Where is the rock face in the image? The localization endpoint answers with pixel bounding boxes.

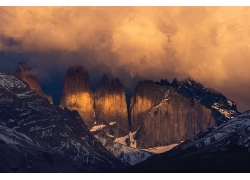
[14,61,53,104]
[0,69,125,172]
[122,111,250,173]
[157,78,240,125]
[130,80,216,149]
[60,66,95,126]
[94,75,129,137]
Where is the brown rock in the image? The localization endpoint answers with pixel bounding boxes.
[94,75,129,137]
[130,80,216,149]
[60,66,95,125]
[14,62,53,104]
[129,80,165,132]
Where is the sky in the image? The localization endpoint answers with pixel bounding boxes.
[0,6,250,112]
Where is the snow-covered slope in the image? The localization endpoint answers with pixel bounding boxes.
[0,69,125,172]
[173,110,250,152]
[95,130,178,165]
[95,135,154,165]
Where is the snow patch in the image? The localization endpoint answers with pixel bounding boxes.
[227,100,233,107]
[212,102,236,119]
[0,71,27,91]
[114,135,129,146]
[109,122,116,126]
[90,125,106,132]
[142,144,179,154]
[95,135,154,165]
[106,133,114,138]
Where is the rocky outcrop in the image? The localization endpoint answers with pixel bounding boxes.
[14,61,53,104]
[130,80,216,149]
[157,78,240,125]
[60,66,95,126]
[94,75,129,137]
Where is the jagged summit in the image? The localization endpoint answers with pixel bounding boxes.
[155,77,239,125]
[129,79,216,148]
[14,61,53,104]
[95,75,124,93]
[155,79,170,86]
[94,74,129,137]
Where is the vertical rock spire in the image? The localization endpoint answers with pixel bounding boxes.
[60,66,95,125]
[94,75,129,137]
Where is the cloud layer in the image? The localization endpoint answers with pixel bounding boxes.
[0,7,250,111]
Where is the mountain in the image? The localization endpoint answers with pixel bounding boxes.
[156,78,240,125]
[60,66,95,126]
[129,80,216,149]
[121,111,250,172]
[14,61,53,104]
[94,75,129,138]
[0,69,125,172]
[58,66,240,165]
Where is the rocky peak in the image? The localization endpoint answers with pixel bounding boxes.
[155,79,170,86]
[94,75,129,137]
[101,74,109,82]
[111,78,122,86]
[130,80,216,149]
[14,61,53,104]
[60,65,95,126]
[155,78,240,125]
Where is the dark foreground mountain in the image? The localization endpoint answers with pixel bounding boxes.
[121,111,250,172]
[0,69,125,172]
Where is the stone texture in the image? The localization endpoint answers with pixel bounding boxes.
[129,80,167,132]
[60,66,95,126]
[136,90,215,149]
[130,80,216,149]
[157,78,240,125]
[94,75,129,137]
[14,61,53,104]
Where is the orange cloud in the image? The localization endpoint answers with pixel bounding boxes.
[0,7,250,111]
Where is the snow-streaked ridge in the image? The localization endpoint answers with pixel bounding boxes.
[176,110,250,152]
[95,135,153,165]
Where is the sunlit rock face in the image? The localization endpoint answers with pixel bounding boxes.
[60,66,95,126]
[130,80,216,149]
[129,80,164,132]
[14,61,53,104]
[94,75,129,137]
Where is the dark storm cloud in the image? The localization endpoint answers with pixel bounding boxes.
[0,7,249,111]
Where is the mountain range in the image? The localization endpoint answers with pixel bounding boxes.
[0,61,248,172]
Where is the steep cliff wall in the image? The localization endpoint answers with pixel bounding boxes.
[60,66,95,126]
[130,80,216,149]
[94,75,129,137]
